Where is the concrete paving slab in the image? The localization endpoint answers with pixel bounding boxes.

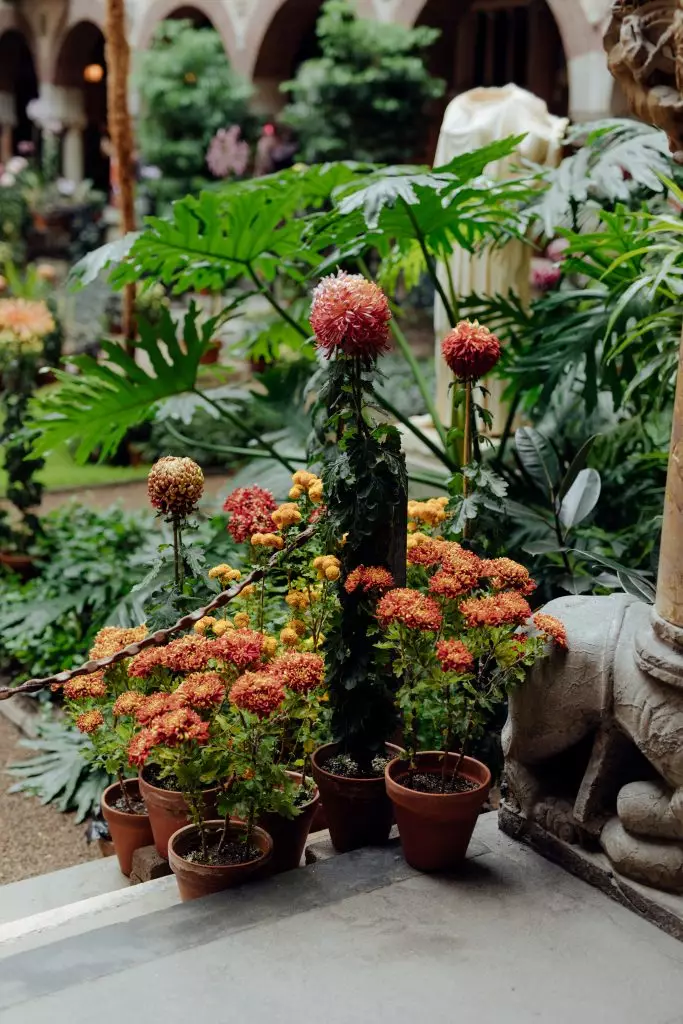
[0,856,129,926]
[1,814,682,1023]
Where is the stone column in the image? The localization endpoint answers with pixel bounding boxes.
[567,49,615,121]
[62,120,86,183]
[655,333,683,628]
[0,91,17,164]
[27,84,86,181]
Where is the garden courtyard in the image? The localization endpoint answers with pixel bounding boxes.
[1,0,683,1016]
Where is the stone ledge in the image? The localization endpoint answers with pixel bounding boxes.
[499,802,683,943]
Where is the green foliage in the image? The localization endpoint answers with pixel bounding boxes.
[281,0,444,164]
[7,718,110,823]
[135,19,254,205]
[0,504,150,680]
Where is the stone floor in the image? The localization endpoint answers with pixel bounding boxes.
[2,814,682,1023]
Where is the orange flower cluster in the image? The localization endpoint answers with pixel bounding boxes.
[159,635,214,673]
[0,297,55,346]
[127,708,210,766]
[272,502,302,530]
[436,639,474,674]
[533,613,568,650]
[176,672,226,709]
[213,629,265,670]
[407,538,447,567]
[441,319,501,382]
[90,625,147,659]
[76,709,104,734]
[313,554,341,581]
[230,671,285,718]
[344,565,395,594]
[270,652,325,694]
[128,646,165,680]
[289,470,323,504]
[112,691,145,717]
[310,270,391,360]
[251,532,284,550]
[376,588,443,632]
[460,591,531,629]
[224,485,277,543]
[407,497,448,529]
[481,557,536,596]
[64,671,107,700]
[429,569,476,600]
[429,546,482,599]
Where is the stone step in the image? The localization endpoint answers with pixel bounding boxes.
[0,856,130,927]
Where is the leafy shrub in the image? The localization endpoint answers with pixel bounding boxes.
[0,504,150,681]
[282,0,445,164]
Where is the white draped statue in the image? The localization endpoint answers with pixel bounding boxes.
[434,84,568,427]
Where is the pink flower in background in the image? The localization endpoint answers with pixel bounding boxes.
[17,140,34,156]
[206,126,250,179]
[530,257,562,293]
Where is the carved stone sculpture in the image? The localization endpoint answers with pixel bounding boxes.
[604,0,683,160]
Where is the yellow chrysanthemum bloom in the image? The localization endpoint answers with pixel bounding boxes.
[262,636,278,658]
[208,564,241,586]
[308,482,324,505]
[194,616,217,636]
[292,470,316,488]
[289,485,305,499]
[280,627,299,647]
[213,619,234,636]
[238,584,257,598]
[272,503,302,529]
[288,618,307,637]
[233,612,250,629]
[285,590,310,610]
[251,532,284,550]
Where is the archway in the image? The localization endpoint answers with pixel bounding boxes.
[136,0,237,62]
[251,0,323,113]
[415,0,568,156]
[0,30,38,162]
[54,20,108,189]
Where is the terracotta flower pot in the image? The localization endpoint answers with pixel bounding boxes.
[199,339,221,365]
[168,820,273,902]
[259,771,320,874]
[385,751,491,873]
[138,768,218,859]
[101,779,154,877]
[0,552,37,581]
[311,742,403,854]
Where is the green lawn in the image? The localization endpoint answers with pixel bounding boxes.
[0,443,150,497]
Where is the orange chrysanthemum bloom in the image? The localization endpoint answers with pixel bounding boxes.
[159,635,214,673]
[128,730,154,767]
[213,628,265,670]
[460,591,531,628]
[310,270,391,360]
[481,557,536,596]
[128,645,165,679]
[150,708,211,746]
[407,538,447,568]
[429,570,476,600]
[64,671,106,700]
[112,691,145,717]
[533,613,568,650]
[230,672,285,718]
[441,319,501,382]
[147,456,204,519]
[176,671,226,709]
[90,625,147,659]
[376,588,443,632]
[270,652,325,694]
[135,692,184,725]
[436,639,475,674]
[440,543,482,578]
[344,565,395,594]
[76,709,104,734]
[271,503,302,530]
[0,297,55,345]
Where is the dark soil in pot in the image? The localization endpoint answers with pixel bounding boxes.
[139,766,218,859]
[311,742,403,853]
[385,751,491,873]
[168,820,273,901]
[101,779,154,877]
[259,771,320,873]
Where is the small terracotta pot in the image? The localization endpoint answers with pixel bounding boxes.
[199,339,221,365]
[139,769,218,859]
[101,779,154,877]
[311,742,403,853]
[385,751,491,873]
[168,820,273,901]
[0,552,36,581]
[259,771,320,874]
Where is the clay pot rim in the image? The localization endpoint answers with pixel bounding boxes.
[385,751,491,798]
[168,820,273,871]
[312,741,404,785]
[139,765,218,797]
[283,769,320,814]
[102,779,148,819]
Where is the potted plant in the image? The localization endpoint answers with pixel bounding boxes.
[62,625,153,876]
[377,525,568,871]
[307,271,408,852]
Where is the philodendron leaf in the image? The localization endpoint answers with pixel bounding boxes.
[570,548,656,603]
[558,435,598,502]
[515,426,561,494]
[559,468,602,529]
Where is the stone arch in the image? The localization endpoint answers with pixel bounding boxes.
[53,20,109,188]
[248,0,325,112]
[135,0,239,65]
[0,27,39,162]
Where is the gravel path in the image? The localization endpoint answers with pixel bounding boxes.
[0,714,99,885]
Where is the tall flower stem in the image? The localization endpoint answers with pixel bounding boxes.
[172,515,184,591]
